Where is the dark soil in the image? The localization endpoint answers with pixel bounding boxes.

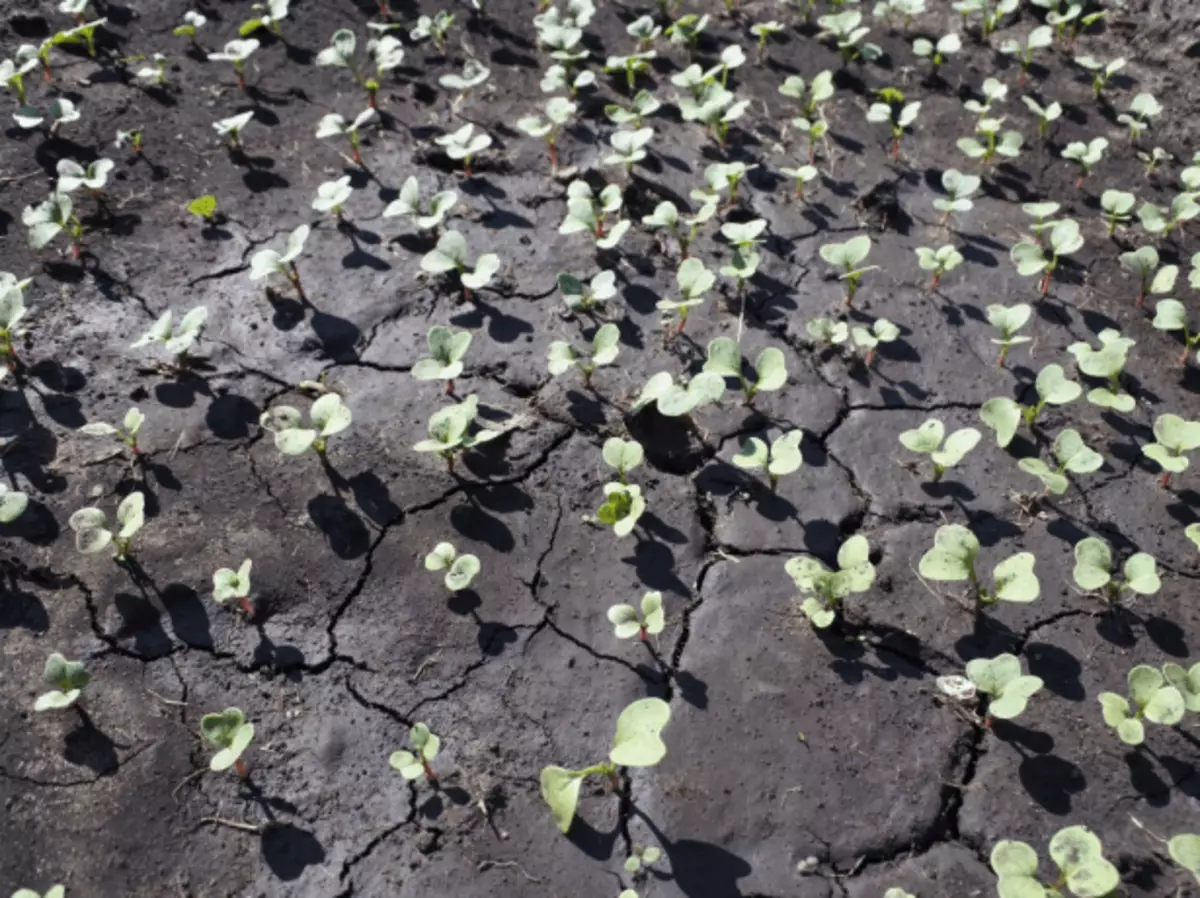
[2,0,1199,896]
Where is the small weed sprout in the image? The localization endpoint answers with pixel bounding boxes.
[260,394,352,457]
[80,407,145,456]
[547,323,621,386]
[1074,54,1124,97]
[898,418,981,481]
[34,653,90,712]
[413,394,503,471]
[624,845,663,876]
[0,483,29,522]
[820,235,875,306]
[965,654,1044,721]
[22,192,83,257]
[435,123,492,178]
[991,828,1119,898]
[1100,189,1136,235]
[1099,666,1185,745]
[785,535,875,629]
[980,364,1081,447]
[1073,537,1159,607]
[1022,96,1062,137]
[1018,428,1103,495]
[1117,92,1161,142]
[913,33,961,72]
[411,12,456,52]
[518,97,577,170]
[315,108,376,165]
[605,90,661,128]
[1061,137,1107,188]
[1142,414,1200,487]
[1067,329,1136,412]
[133,307,208,364]
[207,39,259,89]
[1120,246,1177,308]
[559,180,630,249]
[1153,300,1200,365]
[249,224,309,299]
[733,430,804,491]
[919,523,1040,605]
[608,591,664,642]
[540,698,671,833]
[866,91,921,158]
[658,258,716,333]
[603,437,644,484]
[213,559,254,616]
[187,195,218,225]
[201,708,254,776]
[1000,25,1052,85]
[389,723,441,781]
[1138,195,1200,236]
[807,318,849,347]
[558,270,617,314]
[69,492,145,561]
[631,370,725,417]
[852,319,900,365]
[987,303,1032,366]
[816,10,881,63]
[424,542,481,591]
[421,230,500,299]
[56,157,113,196]
[413,326,471,393]
[383,177,457,231]
[641,199,717,258]
[934,169,981,226]
[1010,218,1083,296]
[595,482,646,537]
[602,127,655,175]
[916,245,964,291]
[957,116,1023,164]
[213,110,255,149]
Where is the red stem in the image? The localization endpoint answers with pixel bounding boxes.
[235,759,248,778]
[1159,472,1171,488]
[239,596,254,617]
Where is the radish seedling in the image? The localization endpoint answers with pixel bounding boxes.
[980,363,1081,447]
[239,0,289,38]
[0,51,40,105]
[750,21,784,61]
[0,484,28,522]
[866,91,921,158]
[384,178,457,231]
[56,158,112,196]
[541,63,595,95]
[1099,666,1184,745]
[1073,537,1159,606]
[414,326,471,393]
[207,39,259,89]
[439,60,491,101]
[816,10,881,62]
[986,303,1031,365]
[389,723,441,781]
[965,653,1043,720]
[704,338,787,403]
[547,323,620,386]
[411,12,456,51]
[1163,664,1200,712]
[518,97,577,170]
[641,199,717,258]
[631,371,725,417]
[873,0,926,29]
[665,14,709,52]
[212,559,254,616]
[213,111,255,149]
[603,437,644,483]
[605,52,656,92]
[174,9,207,42]
[708,45,746,88]
[22,192,82,257]
[720,248,760,296]
[413,394,503,470]
[1119,246,1177,308]
[1061,138,1106,188]
[852,319,900,365]
[133,307,208,364]
[436,124,492,178]
[807,318,849,347]
[69,492,145,560]
[316,28,369,89]
[201,708,255,776]
[540,697,671,833]
[421,230,500,299]
[785,535,875,628]
[602,127,655,175]
[34,653,89,712]
[919,523,1040,605]
[819,235,875,305]
[704,161,757,205]
[626,15,662,49]
[733,430,803,491]
[605,90,661,128]
[898,418,981,481]
[1067,329,1135,412]
[1074,54,1124,98]
[364,35,404,106]
[595,482,645,537]
[719,219,766,255]
[0,279,29,376]
[1153,300,1200,365]
[14,98,80,135]
[991,828,1119,898]
[1017,428,1102,494]
[624,845,663,876]
[913,33,961,72]
[916,245,964,290]
[1138,195,1200,236]
[558,270,616,314]
[658,258,715,333]
[1100,189,1135,235]
[933,169,980,225]
[678,83,748,148]
[259,394,352,457]
[250,224,309,299]
[1022,97,1061,137]
[607,591,663,641]
[312,176,354,220]
[315,109,377,165]
[999,26,1052,85]
[952,0,1017,36]
[1117,93,1161,142]
[780,164,819,201]
[1142,414,1200,486]
[1010,218,1082,296]
[1138,146,1172,176]
[957,116,1023,165]
[964,78,1008,119]
[1021,201,1061,238]
[424,542,480,591]
[80,407,145,456]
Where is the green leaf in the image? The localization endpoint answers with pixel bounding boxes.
[1154,413,1200,453]
[607,603,642,639]
[609,697,671,767]
[1019,457,1067,494]
[1129,664,1165,706]
[980,398,1021,448]
[1054,429,1102,474]
[899,418,944,454]
[1168,834,1200,885]
[1036,364,1082,405]
[1144,685,1185,725]
[1099,692,1131,727]
[991,840,1040,878]
[932,427,981,469]
[801,596,835,628]
[992,553,1039,603]
[1011,242,1048,277]
[732,437,768,470]
[768,430,804,477]
[276,428,318,455]
[642,591,664,634]
[540,766,584,833]
[312,393,351,437]
[547,341,578,376]
[704,337,742,377]
[424,542,456,571]
[603,437,644,475]
[187,195,217,220]
[445,554,480,591]
[919,524,979,582]
[754,347,787,391]
[389,749,425,780]
[1122,553,1160,595]
[988,675,1044,720]
[967,653,1022,697]
[1163,662,1200,712]
[1073,538,1112,591]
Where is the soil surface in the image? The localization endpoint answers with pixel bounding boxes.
[1,0,1199,896]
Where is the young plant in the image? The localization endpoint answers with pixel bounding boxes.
[518,96,577,170]
[383,178,457,231]
[816,10,881,62]
[559,181,629,249]
[1000,25,1052,85]
[212,559,254,617]
[785,535,875,628]
[607,591,664,642]
[631,370,725,418]
[604,51,656,92]
[1100,189,1136,235]
[595,482,645,537]
[916,245,964,291]
[249,224,309,299]
[413,394,502,471]
[540,698,671,833]
[1138,146,1172,176]
[56,158,113,196]
[1142,414,1200,487]
[1074,54,1125,97]
[424,542,481,591]
[1067,329,1136,412]
[420,230,500,299]
[389,723,441,782]
[435,123,492,178]
[866,91,921,158]
[605,90,661,128]
[1099,666,1185,745]
[791,115,829,165]
[1153,299,1200,365]
[602,437,643,484]
[547,323,620,387]
[173,9,207,43]
[1163,664,1200,713]
[0,483,29,522]
[239,0,289,38]
[732,430,804,492]
[991,828,1119,898]
[963,77,1008,119]
[899,419,980,481]
[1119,246,1177,308]
[913,33,961,73]
[919,524,1039,605]
[751,21,784,61]
[187,195,218,226]
[1022,96,1062,138]
[1018,428,1103,495]
[1073,537,1159,606]
[80,407,145,456]
[780,164,819,201]
[201,708,255,777]
[980,364,1081,447]
[68,492,145,561]
[411,12,456,51]
[704,338,786,404]
[933,169,981,226]
[665,13,708,52]
[819,235,875,305]
[987,303,1031,366]
[259,394,352,457]
[1061,138,1107,188]
[964,654,1044,721]
[0,51,41,105]
[852,319,900,365]
[315,108,376,165]
[413,326,471,393]
[677,83,749,148]
[626,15,661,50]
[312,176,354,220]
[1117,92,1161,142]
[601,127,654,175]
[657,258,715,334]
[1021,202,1061,239]
[641,200,716,258]
[557,270,616,315]
[213,110,255,149]
[541,63,595,96]
[1138,195,1200,236]
[1010,218,1083,296]
[207,39,259,89]
[133,52,169,87]
[133,307,208,364]
[34,653,90,712]
[956,116,1023,165]
[22,192,83,258]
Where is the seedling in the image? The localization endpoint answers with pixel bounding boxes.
[952,0,1018,36]
[55,158,113,198]
[1000,25,1052,85]
[704,161,756,205]
[541,63,595,95]
[69,492,145,561]
[732,430,804,492]
[22,192,83,258]
[919,524,1039,605]
[873,0,926,30]
[80,407,145,456]
[518,97,577,170]
[133,307,208,364]
[916,245,964,291]
[414,326,471,393]
[957,116,1023,164]
[1074,54,1124,97]
[991,828,1120,898]
[641,199,717,258]
[980,364,1081,447]
[785,535,875,628]
[601,127,655,175]
[14,97,81,135]
[212,559,254,616]
[602,437,644,484]
[1010,218,1083,296]
[792,116,829,165]
[1138,195,1200,236]
[986,303,1031,365]
[816,10,881,62]
[259,394,352,457]
[0,483,29,522]
[624,845,663,876]
[1067,329,1136,412]
[316,28,368,88]
[49,18,107,60]
[1117,92,1161,142]
[1018,428,1102,495]
[249,224,309,299]
[173,9,207,43]
[1163,664,1200,713]
[424,542,480,591]
[312,176,354,220]
[631,370,725,417]
[1153,300,1200,365]
[547,323,620,386]
[413,394,503,471]
[866,91,921,158]
[187,195,218,225]
[560,180,629,249]
[421,230,500,300]
[1138,146,1172,176]
[852,319,900,365]
[964,77,1007,119]
[899,418,981,481]
[720,248,760,296]
[239,0,289,38]
[1120,246,1177,308]
[750,21,784,61]
[132,52,170,87]
[1022,97,1062,137]
[1021,201,1061,239]
[604,52,656,92]
[1100,190,1135,235]
[1142,414,1200,487]
[594,482,646,537]
[657,258,716,334]
[383,178,456,232]
[389,723,441,781]
[540,697,671,832]
[933,169,980,225]
[1099,666,1184,745]
[966,654,1044,721]
[665,14,709,52]
[34,653,89,712]
[1061,138,1107,188]
[411,12,456,52]
[553,270,615,315]
[605,90,661,128]
[0,50,41,105]
[677,83,749,148]
[436,123,493,179]
[780,164,819,200]
[626,15,661,49]
[704,338,786,404]
[608,591,664,642]
[201,708,255,776]
[913,33,961,72]
[364,35,404,106]
[208,39,259,88]
[315,108,376,165]
[819,235,875,305]
[1073,537,1159,606]
[213,110,255,149]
